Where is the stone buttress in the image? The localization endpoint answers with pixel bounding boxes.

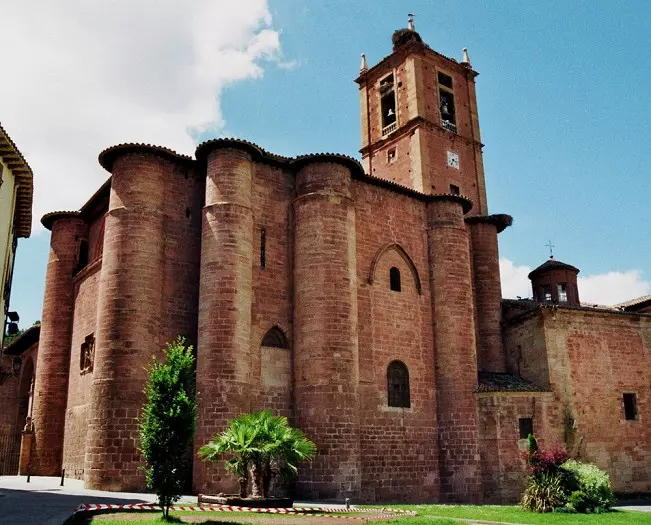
[427,194,482,501]
[84,147,174,490]
[193,144,254,493]
[33,212,87,475]
[293,157,361,500]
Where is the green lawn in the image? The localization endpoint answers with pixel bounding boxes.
[389,504,651,524]
[65,505,651,525]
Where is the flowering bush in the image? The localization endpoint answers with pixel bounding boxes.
[519,435,614,514]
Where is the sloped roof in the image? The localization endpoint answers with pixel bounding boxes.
[528,257,579,279]
[615,294,651,311]
[0,122,33,238]
[4,324,40,356]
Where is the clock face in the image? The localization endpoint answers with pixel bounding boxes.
[447,151,460,169]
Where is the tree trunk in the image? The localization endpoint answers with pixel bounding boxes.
[238,475,249,498]
[250,462,264,498]
[262,468,273,498]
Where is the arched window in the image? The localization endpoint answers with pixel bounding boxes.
[387,360,410,408]
[389,267,401,292]
[261,327,288,349]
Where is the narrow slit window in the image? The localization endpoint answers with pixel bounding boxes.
[387,360,410,408]
[450,184,460,195]
[389,267,401,292]
[519,417,534,439]
[260,228,266,269]
[623,393,637,420]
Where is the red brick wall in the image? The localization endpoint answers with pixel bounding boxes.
[63,262,101,479]
[293,160,361,500]
[477,393,562,503]
[0,347,37,435]
[86,151,200,491]
[194,147,254,494]
[353,181,439,502]
[546,310,651,493]
[504,307,651,494]
[468,221,506,372]
[33,215,87,476]
[251,163,294,419]
[427,197,481,502]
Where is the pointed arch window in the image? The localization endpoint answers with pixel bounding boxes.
[261,327,288,349]
[389,267,401,292]
[387,360,410,408]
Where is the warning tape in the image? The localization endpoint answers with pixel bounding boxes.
[72,503,416,520]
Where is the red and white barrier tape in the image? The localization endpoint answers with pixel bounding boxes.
[72,503,416,520]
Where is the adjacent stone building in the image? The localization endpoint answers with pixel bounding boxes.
[19,24,651,502]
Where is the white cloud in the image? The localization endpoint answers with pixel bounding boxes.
[499,258,650,306]
[0,0,282,232]
[499,258,534,299]
[577,271,650,306]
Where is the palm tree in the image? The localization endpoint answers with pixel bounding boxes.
[198,409,317,498]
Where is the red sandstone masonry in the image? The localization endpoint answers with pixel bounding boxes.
[32,214,87,476]
[353,181,439,502]
[250,163,294,419]
[468,221,506,373]
[85,153,173,491]
[194,147,254,494]
[293,161,361,500]
[427,198,481,502]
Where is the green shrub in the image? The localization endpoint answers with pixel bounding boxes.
[521,472,567,513]
[561,460,614,512]
[568,490,590,513]
[140,337,197,520]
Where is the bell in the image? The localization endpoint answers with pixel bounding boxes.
[387,108,395,117]
[441,103,449,116]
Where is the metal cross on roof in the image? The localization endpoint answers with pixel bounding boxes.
[546,240,555,258]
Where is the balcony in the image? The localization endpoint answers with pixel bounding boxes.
[441,120,457,133]
[382,122,397,136]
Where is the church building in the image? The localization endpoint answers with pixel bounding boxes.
[17,21,651,502]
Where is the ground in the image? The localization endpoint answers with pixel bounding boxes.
[1,476,650,525]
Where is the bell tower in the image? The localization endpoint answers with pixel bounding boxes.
[356,16,488,214]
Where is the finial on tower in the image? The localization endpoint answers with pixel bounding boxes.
[408,13,415,31]
[461,47,472,67]
[360,53,368,73]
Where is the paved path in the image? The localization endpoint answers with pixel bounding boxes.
[0,475,196,525]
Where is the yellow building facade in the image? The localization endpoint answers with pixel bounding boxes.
[0,122,33,346]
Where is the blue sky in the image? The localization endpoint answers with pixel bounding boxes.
[5,0,650,329]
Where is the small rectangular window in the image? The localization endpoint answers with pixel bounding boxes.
[437,72,453,89]
[623,393,637,420]
[519,417,534,439]
[557,283,568,303]
[387,147,397,163]
[449,184,460,195]
[543,285,552,303]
